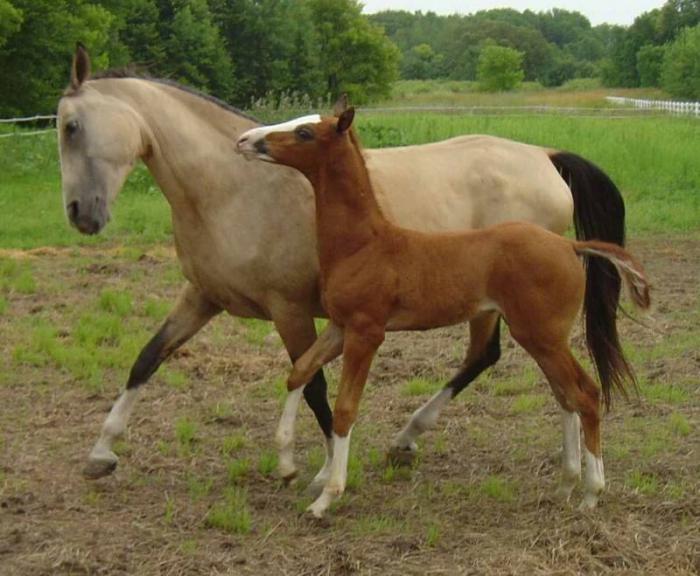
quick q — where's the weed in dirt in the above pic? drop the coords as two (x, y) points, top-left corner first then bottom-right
(426, 523), (441, 547)
(626, 470), (659, 495)
(179, 539), (198, 555)
(113, 440), (131, 457)
(175, 418), (197, 455)
(162, 368), (188, 390)
(669, 413), (691, 436)
(511, 394), (548, 414)
(98, 289), (133, 317)
(352, 515), (404, 535)
(0, 295), (7, 314)
(0, 259), (36, 294)
(239, 318), (274, 346)
(640, 380), (690, 404)
(401, 377), (441, 396)
(258, 450), (278, 477)
(187, 475), (213, 501)
(164, 495), (176, 525)
(143, 297), (170, 320)
(478, 476), (517, 503)
(222, 433), (247, 456)
(227, 458), (250, 484)
(346, 450), (365, 490)
(205, 486), (252, 534)
(383, 463), (412, 483)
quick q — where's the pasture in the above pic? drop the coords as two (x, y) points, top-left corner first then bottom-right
(1, 98), (699, 574)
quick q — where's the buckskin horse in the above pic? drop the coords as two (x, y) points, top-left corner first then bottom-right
(235, 108), (649, 517)
(58, 44), (626, 493)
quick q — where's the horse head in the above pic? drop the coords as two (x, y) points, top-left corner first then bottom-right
(57, 43), (150, 234)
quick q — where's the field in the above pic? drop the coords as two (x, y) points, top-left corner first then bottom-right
(1, 87), (699, 574)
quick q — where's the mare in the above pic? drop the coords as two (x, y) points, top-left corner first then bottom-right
(235, 108), (650, 517)
(58, 44), (626, 490)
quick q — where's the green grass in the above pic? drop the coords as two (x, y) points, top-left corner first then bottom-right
(478, 476), (517, 503)
(626, 470), (660, 495)
(221, 433), (247, 456)
(401, 377), (441, 396)
(1, 95), (698, 252)
(227, 458), (250, 484)
(205, 487), (252, 535)
(511, 394), (548, 414)
(175, 418), (197, 455)
(257, 450), (278, 477)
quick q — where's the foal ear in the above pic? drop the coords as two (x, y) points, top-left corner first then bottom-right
(333, 93), (349, 117)
(71, 42), (91, 90)
(336, 107), (355, 133)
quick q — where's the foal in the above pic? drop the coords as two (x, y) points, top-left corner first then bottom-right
(236, 109), (650, 517)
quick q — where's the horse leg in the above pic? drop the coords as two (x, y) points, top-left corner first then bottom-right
(274, 321), (344, 484)
(524, 344), (604, 509)
(390, 313), (500, 464)
(307, 324), (384, 518)
(83, 284), (220, 479)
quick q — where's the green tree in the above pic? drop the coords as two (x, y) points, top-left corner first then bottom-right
(661, 23), (700, 98)
(0, 0), (114, 116)
(402, 43), (444, 79)
(164, 0), (234, 101)
(306, 0), (400, 103)
(0, 0), (22, 48)
(477, 44), (524, 91)
(637, 44), (665, 86)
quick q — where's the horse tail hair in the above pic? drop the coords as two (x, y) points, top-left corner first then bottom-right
(573, 240), (651, 410)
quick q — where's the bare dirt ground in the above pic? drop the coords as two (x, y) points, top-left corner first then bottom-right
(0, 237), (698, 575)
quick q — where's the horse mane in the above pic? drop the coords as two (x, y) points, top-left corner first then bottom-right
(66, 68), (261, 124)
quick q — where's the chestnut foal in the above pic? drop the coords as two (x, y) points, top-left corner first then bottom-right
(236, 109), (650, 518)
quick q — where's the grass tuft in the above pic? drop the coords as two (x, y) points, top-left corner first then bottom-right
(205, 487), (252, 534)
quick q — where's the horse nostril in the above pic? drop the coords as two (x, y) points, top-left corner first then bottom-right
(254, 139), (267, 154)
(238, 136), (248, 146)
(67, 200), (79, 221)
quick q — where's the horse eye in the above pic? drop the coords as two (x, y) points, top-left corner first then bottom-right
(65, 120), (79, 136)
(295, 126), (314, 141)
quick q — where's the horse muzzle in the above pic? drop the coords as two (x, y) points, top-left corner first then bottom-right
(66, 199), (108, 235)
(236, 134), (275, 162)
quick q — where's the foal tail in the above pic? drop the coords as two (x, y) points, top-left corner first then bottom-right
(574, 240), (651, 410)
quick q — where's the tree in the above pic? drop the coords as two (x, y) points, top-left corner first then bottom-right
(401, 43), (444, 79)
(164, 0), (234, 101)
(306, 0), (400, 103)
(477, 44), (524, 91)
(637, 44), (665, 86)
(661, 23), (700, 98)
(0, 0), (115, 116)
(0, 0), (22, 48)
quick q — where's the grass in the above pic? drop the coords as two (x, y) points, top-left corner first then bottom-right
(257, 450), (278, 477)
(478, 476), (517, 503)
(205, 487), (252, 535)
(227, 458), (250, 484)
(401, 377), (441, 396)
(175, 418), (197, 455)
(1, 89), (698, 252)
(625, 470), (660, 495)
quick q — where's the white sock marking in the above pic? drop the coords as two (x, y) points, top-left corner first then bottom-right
(276, 387), (303, 478)
(581, 447), (605, 510)
(89, 388), (139, 462)
(308, 430), (352, 517)
(393, 387), (452, 450)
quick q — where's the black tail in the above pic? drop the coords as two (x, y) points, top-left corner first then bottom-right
(548, 151), (627, 410)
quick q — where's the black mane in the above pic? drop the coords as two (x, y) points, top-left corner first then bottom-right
(86, 68), (260, 124)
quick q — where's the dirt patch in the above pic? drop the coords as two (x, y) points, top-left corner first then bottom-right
(0, 237), (698, 575)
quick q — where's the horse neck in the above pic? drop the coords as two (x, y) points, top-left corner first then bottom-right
(94, 79), (256, 209)
(308, 132), (389, 269)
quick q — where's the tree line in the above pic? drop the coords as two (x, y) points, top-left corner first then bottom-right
(1, 0), (699, 117)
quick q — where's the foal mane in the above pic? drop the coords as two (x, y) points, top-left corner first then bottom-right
(65, 68), (260, 124)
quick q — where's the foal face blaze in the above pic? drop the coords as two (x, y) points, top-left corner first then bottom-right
(236, 109), (355, 174)
(57, 45), (146, 235)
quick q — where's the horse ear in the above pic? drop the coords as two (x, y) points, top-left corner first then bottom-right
(71, 42), (91, 89)
(333, 93), (349, 117)
(336, 107), (355, 133)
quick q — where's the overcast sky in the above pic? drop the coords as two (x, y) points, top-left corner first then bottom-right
(361, 1), (666, 26)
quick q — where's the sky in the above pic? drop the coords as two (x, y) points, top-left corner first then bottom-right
(361, 0), (667, 26)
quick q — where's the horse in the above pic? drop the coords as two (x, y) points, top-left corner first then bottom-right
(58, 44), (627, 491)
(235, 108), (650, 517)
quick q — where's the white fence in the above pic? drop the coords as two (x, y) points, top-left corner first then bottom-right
(606, 96), (700, 117)
(0, 114), (57, 138)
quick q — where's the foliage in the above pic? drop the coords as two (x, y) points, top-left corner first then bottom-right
(477, 44), (524, 92)
(637, 45), (666, 87)
(661, 24), (700, 98)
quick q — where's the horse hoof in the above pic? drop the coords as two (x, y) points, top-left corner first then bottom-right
(386, 445), (417, 468)
(281, 470), (298, 487)
(82, 457), (118, 480)
(305, 478), (326, 498)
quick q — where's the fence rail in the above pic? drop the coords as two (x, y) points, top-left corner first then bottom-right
(606, 96), (700, 117)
